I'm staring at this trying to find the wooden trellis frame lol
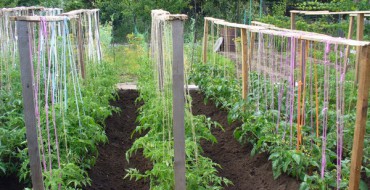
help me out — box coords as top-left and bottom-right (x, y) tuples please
(151, 10), (188, 190)
(203, 16), (370, 190)
(290, 10), (370, 82)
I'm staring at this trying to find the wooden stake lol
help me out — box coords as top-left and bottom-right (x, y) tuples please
(344, 15), (354, 72)
(17, 21), (45, 190)
(202, 18), (208, 64)
(172, 19), (186, 190)
(241, 28), (248, 99)
(349, 45), (370, 190)
(290, 12), (296, 30)
(355, 13), (364, 83)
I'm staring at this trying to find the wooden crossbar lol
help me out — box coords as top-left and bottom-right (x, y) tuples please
(290, 10), (370, 15)
(205, 17), (370, 47)
(0, 6), (46, 12)
(60, 9), (99, 16)
(9, 15), (78, 22)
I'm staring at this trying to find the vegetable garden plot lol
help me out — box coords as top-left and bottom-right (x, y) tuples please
(191, 17), (370, 189)
(0, 8), (120, 189)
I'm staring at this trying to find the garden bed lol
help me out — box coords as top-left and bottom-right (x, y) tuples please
(84, 90), (151, 190)
(190, 90), (300, 190)
(84, 89), (301, 189)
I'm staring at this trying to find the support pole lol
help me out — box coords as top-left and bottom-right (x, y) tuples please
(344, 15), (355, 72)
(241, 28), (248, 99)
(349, 45), (370, 190)
(202, 18), (208, 64)
(355, 13), (364, 83)
(172, 19), (186, 190)
(17, 21), (45, 190)
(290, 12), (296, 30)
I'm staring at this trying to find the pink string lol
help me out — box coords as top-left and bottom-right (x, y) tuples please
(41, 17), (53, 173)
(321, 42), (330, 178)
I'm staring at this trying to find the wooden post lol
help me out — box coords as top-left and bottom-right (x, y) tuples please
(349, 45), (370, 190)
(344, 15), (355, 71)
(77, 16), (85, 79)
(290, 12), (296, 30)
(355, 13), (364, 83)
(241, 28), (248, 99)
(17, 21), (45, 190)
(202, 18), (208, 64)
(172, 19), (186, 190)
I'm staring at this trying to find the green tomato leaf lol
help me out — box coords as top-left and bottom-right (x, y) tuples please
(292, 153), (301, 165)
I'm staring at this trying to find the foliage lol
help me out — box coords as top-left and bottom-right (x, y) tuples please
(296, 0), (370, 11)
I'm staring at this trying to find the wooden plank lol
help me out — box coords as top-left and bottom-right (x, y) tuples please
(205, 16), (370, 47)
(17, 21), (45, 190)
(344, 15), (355, 73)
(290, 12), (296, 30)
(241, 28), (248, 99)
(172, 19), (186, 190)
(10, 16), (77, 22)
(77, 16), (85, 79)
(355, 13), (364, 83)
(350, 14), (370, 17)
(349, 45), (370, 190)
(60, 9), (100, 16)
(0, 6), (45, 12)
(202, 19), (209, 64)
(291, 10), (370, 15)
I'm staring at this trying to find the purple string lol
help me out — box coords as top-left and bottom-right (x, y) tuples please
(41, 17), (53, 173)
(336, 45), (345, 189)
(321, 42), (330, 179)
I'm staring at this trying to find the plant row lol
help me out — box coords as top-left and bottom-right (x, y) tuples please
(0, 24), (120, 189)
(190, 51), (370, 189)
(124, 35), (231, 189)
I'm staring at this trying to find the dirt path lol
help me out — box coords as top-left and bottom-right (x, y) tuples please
(84, 90), (151, 190)
(190, 90), (300, 190)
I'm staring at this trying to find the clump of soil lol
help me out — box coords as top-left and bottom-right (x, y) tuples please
(190, 90), (300, 190)
(84, 90), (151, 190)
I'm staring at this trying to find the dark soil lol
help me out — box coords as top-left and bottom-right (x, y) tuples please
(0, 174), (25, 190)
(84, 90), (151, 190)
(190, 90), (300, 190)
